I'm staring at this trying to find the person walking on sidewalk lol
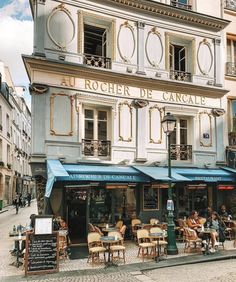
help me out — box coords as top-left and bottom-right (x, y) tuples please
(27, 192), (31, 207)
(13, 194), (20, 214)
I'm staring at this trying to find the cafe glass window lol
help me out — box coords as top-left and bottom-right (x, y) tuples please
(143, 185), (159, 211)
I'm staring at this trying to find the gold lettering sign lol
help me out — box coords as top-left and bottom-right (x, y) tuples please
(82, 79), (207, 106)
(162, 92), (206, 106)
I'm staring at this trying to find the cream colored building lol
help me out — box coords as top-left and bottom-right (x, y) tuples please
(0, 62), (32, 209)
(24, 0), (236, 236)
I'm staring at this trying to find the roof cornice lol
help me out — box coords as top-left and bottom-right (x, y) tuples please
(97, 0), (229, 31)
(23, 55), (229, 99)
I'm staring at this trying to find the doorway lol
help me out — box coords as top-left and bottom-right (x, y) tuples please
(67, 188), (88, 244)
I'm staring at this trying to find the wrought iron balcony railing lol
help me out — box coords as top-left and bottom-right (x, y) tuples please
(82, 139), (111, 157)
(226, 62), (236, 76)
(84, 54), (111, 69)
(170, 70), (192, 82)
(225, 0), (236, 11)
(170, 0), (192, 10)
(170, 144), (192, 161)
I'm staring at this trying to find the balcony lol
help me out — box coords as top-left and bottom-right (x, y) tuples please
(170, 70), (192, 82)
(170, 0), (192, 10)
(84, 54), (111, 69)
(7, 132), (10, 138)
(226, 62), (236, 76)
(170, 144), (192, 161)
(82, 139), (111, 157)
(225, 0), (236, 11)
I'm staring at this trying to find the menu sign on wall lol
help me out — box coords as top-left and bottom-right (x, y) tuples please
(25, 232), (59, 275)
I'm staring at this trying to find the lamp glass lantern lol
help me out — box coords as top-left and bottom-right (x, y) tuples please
(161, 112), (176, 135)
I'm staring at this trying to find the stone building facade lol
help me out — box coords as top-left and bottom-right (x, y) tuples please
(24, 0), (235, 241)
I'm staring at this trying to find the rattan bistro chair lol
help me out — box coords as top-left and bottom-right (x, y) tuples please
(149, 227), (168, 257)
(131, 219), (141, 242)
(108, 231), (126, 263)
(120, 225), (127, 238)
(137, 229), (155, 261)
(183, 227), (202, 253)
(59, 234), (68, 260)
(115, 220), (123, 229)
(87, 232), (106, 265)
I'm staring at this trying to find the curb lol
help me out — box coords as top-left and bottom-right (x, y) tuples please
(0, 209), (8, 214)
(2, 250), (236, 281)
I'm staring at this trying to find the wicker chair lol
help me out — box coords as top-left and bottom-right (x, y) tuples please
(108, 231), (126, 263)
(150, 227), (168, 257)
(87, 232), (106, 264)
(120, 225), (127, 238)
(150, 218), (159, 225)
(137, 229), (155, 261)
(94, 225), (104, 236)
(115, 220), (123, 229)
(58, 234), (68, 260)
(183, 227), (202, 253)
(131, 218), (141, 242)
(88, 223), (96, 232)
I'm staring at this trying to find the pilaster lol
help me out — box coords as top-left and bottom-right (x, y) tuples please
(136, 21), (146, 75)
(214, 38), (223, 87)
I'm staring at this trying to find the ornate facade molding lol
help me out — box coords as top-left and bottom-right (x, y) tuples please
(105, 0), (229, 31)
(50, 93), (74, 136)
(29, 83), (49, 95)
(149, 105), (163, 144)
(199, 111), (213, 147)
(211, 108), (225, 117)
(133, 99), (149, 108)
(118, 101), (133, 142)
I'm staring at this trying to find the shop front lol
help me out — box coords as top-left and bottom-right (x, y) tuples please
(45, 161), (236, 243)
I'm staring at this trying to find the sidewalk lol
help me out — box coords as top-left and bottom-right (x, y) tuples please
(1, 201), (236, 281)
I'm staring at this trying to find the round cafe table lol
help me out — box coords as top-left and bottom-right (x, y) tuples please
(149, 232), (167, 262)
(100, 236), (121, 267)
(197, 228), (214, 255)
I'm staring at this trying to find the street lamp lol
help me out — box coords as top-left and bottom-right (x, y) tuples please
(161, 112), (178, 255)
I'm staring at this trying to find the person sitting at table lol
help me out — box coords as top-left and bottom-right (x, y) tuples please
(218, 204), (230, 219)
(59, 218), (68, 230)
(187, 210), (202, 230)
(205, 211), (226, 252)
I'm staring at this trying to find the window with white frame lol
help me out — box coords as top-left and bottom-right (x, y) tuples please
(169, 117), (192, 161)
(226, 36), (236, 76)
(83, 108), (111, 157)
(0, 139), (2, 161)
(170, 0), (192, 10)
(168, 35), (193, 82)
(80, 12), (114, 69)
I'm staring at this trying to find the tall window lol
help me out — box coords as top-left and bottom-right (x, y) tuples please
(0, 106), (2, 130)
(0, 139), (2, 161)
(230, 100), (236, 132)
(83, 108), (110, 157)
(6, 114), (9, 135)
(169, 118), (192, 161)
(7, 144), (10, 164)
(169, 44), (186, 72)
(226, 36), (236, 76)
(84, 109), (108, 140)
(170, 0), (192, 10)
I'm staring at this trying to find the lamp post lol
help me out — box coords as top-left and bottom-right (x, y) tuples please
(161, 112), (178, 255)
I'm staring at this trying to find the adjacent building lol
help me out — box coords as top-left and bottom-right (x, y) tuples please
(24, 0), (235, 243)
(0, 61), (33, 209)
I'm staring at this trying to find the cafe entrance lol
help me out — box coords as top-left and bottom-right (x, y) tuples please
(66, 187), (88, 244)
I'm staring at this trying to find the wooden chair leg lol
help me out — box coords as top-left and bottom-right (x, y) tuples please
(142, 248), (144, 262)
(123, 250), (125, 264)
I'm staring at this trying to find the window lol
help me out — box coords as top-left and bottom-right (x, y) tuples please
(83, 108), (110, 157)
(169, 118), (192, 161)
(229, 100), (236, 133)
(170, 0), (192, 10)
(0, 139), (2, 161)
(168, 35), (193, 82)
(7, 144), (10, 164)
(143, 185), (159, 211)
(0, 106), (2, 130)
(226, 36), (236, 76)
(225, 0), (236, 11)
(6, 114), (9, 135)
(79, 11), (115, 69)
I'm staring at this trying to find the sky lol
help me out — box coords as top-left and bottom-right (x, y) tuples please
(0, 0), (33, 107)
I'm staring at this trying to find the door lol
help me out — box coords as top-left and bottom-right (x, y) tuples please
(67, 188), (88, 244)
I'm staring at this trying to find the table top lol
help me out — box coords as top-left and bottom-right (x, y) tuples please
(149, 233), (167, 238)
(97, 223), (114, 228)
(100, 236), (121, 243)
(197, 228), (215, 234)
(102, 227), (117, 232)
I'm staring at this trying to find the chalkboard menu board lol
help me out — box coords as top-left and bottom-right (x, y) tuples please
(143, 185), (159, 210)
(25, 232), (59, 275)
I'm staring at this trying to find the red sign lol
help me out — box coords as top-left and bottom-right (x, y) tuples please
(218, 185), (234, 190)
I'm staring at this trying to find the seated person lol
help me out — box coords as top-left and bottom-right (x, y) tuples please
(59, 218), (68, 230)
(218, 204), (229, 219)
(187, 210), (202, 230)
(205, 211), (226, 252)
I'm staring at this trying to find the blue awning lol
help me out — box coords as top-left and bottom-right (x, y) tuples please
(45, 161), (150, 198)
(133, 166), (190, 182)
(45, 160), (69, 198)
(174, 168), (236, 182)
